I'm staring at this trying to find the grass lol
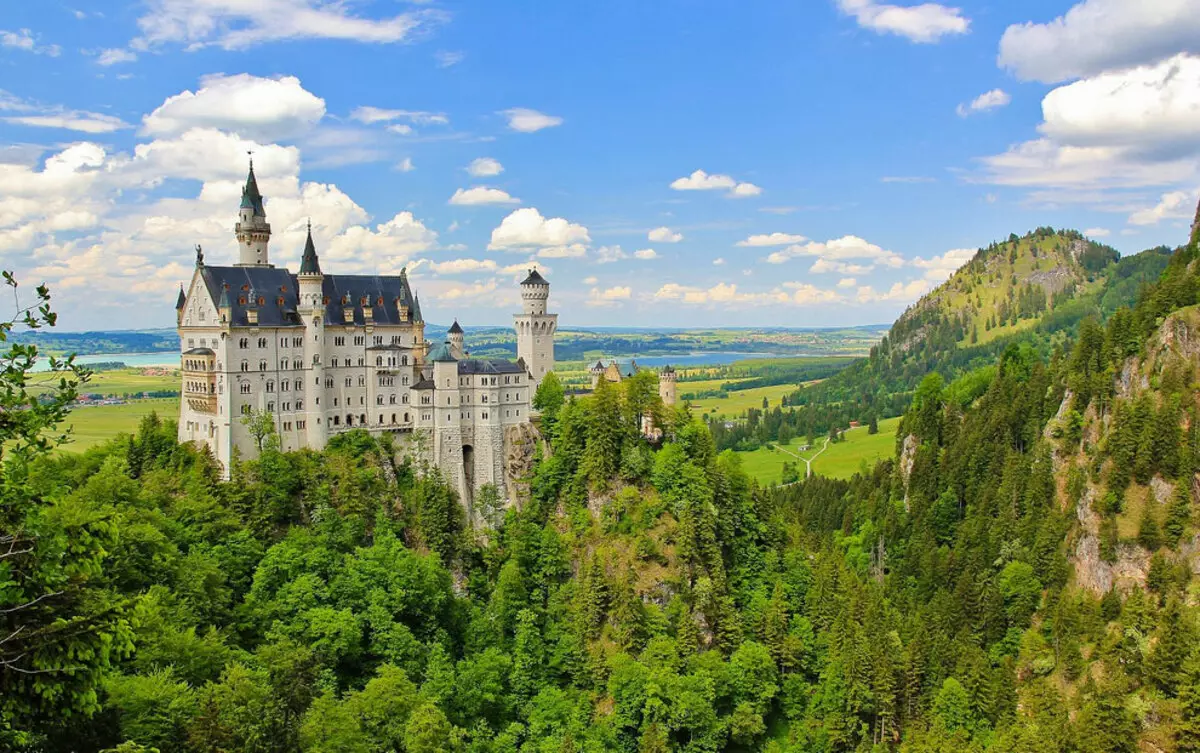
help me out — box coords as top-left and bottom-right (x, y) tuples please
(58, 398), (180, 453)
(736, 416), (903, 484)
(686, 385), (797, 419)
(29, 367), (180, 397)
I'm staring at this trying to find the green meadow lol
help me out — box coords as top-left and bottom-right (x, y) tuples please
(59, 398), (180, 453)
(735, 416), (902, 484)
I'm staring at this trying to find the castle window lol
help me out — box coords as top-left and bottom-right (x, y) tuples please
(360, 414), (365, 424)
(481, 395), (488, 403)
(241, 360), (249, 372)
(378, 415), (383, 424)
(296, 400), (303, 410)
(280, 359), (288, 370)
(293, 359), (302, 370)
(199, 310), (205, 322)
(354, 336), (364, 346)
(333, 397), (339, 406)
(325, 378), (333, 388)
(259, 360), (267, 371)
(267, 402), (275, 412)
(239, 338), (248, 349)
(298, 420), (306, 430)
(373, 336), (382, 346)
(376, 395), (383, 405)
(242, 404), (251, 415)
(357, 357), (364, 366)
(266, 380), (275, 392)
(345, 377), (352, 387)
(312, 355), (320, 365)
(402, 394), (409, 404)
(346, 414), (353, 425)
(283, 422), (291, 431)
(389, 395), (396, 404)
(376, 356), (383, 366)
(334, 336), (345, 347)
(404, 413), (409, 422)
(187, 339), (194, 348)
(446, 397), (451, 405)
(402, 376), (409, 386)
(281, 381), (289, 392)
(296, 379), (303, 390)
(504, 376), (510, 384)
(258, 337), (267, 348)
(331, 357), (338, 368)
(482, 412), (488, 420)
(333, 415), (340, 426)
(293, 337), (302, 347)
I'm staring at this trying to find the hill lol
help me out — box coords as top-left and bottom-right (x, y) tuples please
(709, 229), (1171, 454)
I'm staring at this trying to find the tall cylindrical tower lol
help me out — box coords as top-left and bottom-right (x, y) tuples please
(659, 365), (677, 406)
(297, 224), (327, 448)
(234, 159), (272, 267)
(513, 269), (557, 390)
(448, 320), (465, 359)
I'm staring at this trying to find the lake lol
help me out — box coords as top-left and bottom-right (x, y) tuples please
(33, 350), (794, 373)
(32, 352), (178, 372)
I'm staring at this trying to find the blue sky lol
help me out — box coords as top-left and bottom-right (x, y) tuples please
(0, 0), (1197, 331)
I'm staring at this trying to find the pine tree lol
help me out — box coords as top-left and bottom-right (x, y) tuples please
(1165, 481), (1192, 542)
(1178, 651), (1200, 753)
(1137, 502), (1163, 551)
(868, 413), (879, 435)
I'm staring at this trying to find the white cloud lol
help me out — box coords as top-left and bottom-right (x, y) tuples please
(957, 89), (1011, 117)
(1084, 227), (1111, 237)
(324, 212), (438, 272)
(143, 74), (326, 140)
(0, 29), (60, 56)
(386, 124), (412, 135)
(856, 279), (931, 303)
(0, 91), (131, 134)
(978, 55), (1200, 189)
(449, 187), (520, 206)
(648, 226), (683, 243)
(654, 281), (842, 307)
(999, 0), (1200, 84)
(909, 247), (975, 282)
(1128, 190), (1196, 225)
(736, 232), (807, 247)
(583, 275), (598, 285)
(835, 0), (969, 43)
(634, 248), (657, 260)
(350, 106), (448, 126)
(766, 235), (905, 266)
(587, 286), (632, 306)
(501, 108), (562, 133)
(97, 48), (137, 65)
(426, 258), (498, 275)
(131, 0), (438, 51)
(837, 277), (858, 288)
(596, 245), (627, 263)
(669, 169), (761, 198)
(713, 257), (726, 265)
(488, 207), (590, 257)
(810, 259), (873, 274)
(395, 157), (414, 172)
(435, 50), (464, 67)
(467, 157), (503, 177)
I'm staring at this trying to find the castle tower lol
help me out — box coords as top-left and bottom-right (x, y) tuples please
(296, 222), (328, 449)
(448, 320), (465, 359)
(659, 365), (677, 406)
(234, 158), (272, 267)
(513, 269), (557, 390)
(589, 360), (605, 389)
(175, 285), (186, 326)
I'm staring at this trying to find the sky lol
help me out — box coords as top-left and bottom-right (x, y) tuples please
(0, 0), (1198, 331)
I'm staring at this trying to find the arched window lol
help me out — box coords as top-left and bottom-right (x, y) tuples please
(266, 380), (275, 392)
(241, 360), (249, 372)
(258, 360), (267, 371)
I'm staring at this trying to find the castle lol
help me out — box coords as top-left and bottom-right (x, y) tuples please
(174, 161), (556, 509)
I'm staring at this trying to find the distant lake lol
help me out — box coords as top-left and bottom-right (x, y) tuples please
(31, 350), (811, 373)
(32, 351), (177, 372)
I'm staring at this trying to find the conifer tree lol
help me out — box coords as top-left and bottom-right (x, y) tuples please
(1165, 482), (1192, 542)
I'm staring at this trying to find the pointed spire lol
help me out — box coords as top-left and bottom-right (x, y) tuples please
(299, 218), (322, 276)
(217, 284), (231, 310)
(240, 154), (265, 217)
(448, 319), (463, 335)
(175, 284), (186, 310)
(412, 294), (423, 322)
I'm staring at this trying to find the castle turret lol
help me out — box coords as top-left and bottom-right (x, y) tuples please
(175, 285), (186, 326)
(659, 364), (677, 406)
(448, 320), (465, 359)
(589, 360), (605, 389)
(296, 222), (327, 449)
(513, 269), (557, 390)
(234, 158), (272, 267)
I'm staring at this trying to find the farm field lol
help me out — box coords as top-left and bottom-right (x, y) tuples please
(685, 384), (796, 418)
(736, 416), (902, 483)
(59, 398), (180, 453)
(30, 367), (179, 397)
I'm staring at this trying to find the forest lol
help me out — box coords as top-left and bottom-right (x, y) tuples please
(2, 218), (1199, 752)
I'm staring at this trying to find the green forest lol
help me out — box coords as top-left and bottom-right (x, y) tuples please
(3, 218), (1200, 752)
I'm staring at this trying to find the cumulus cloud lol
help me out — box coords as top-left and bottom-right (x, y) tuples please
(713, 257), (726, 265)
(501, 108), (562, 133)
(96, 48), (137, 65)
(810, 259), (873, 274)
(978, 54), (1200, 189)
(130, 0), (439, 51)
(1128, 190), (1197, 225)
(587, 286), (633, 306)
(999, 0), (1200, 84)
(736, 232), (807, 247)
(653, 281), (842, 307)
(467, 157), (503, 177)
(425, 258), (498, 275)
(0, 29), (60, 56)
(648, 226), (683, 243)
(856, 279), (931, 304)
(448, 187), (520, 206)
(596, 245), (655, 263)
(835, 0), (969, 43)
(488, 207), (590, 259)
(634, 248), (657, 260)
(909, 247), (975, 282)
(143, 74), (326, 140)
(395, 157), (414, 172)
(583, 275), (598, 285)
(837, 277), (858, 288)
(957, 89), (1010, 117)
(670, 169), (761, 198)
(766, 235), (904, 266)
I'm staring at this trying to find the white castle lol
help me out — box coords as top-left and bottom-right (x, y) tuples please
(175, 161), (557, 508)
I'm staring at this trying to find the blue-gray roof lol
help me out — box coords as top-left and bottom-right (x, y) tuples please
(428, 341), (456, 362)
